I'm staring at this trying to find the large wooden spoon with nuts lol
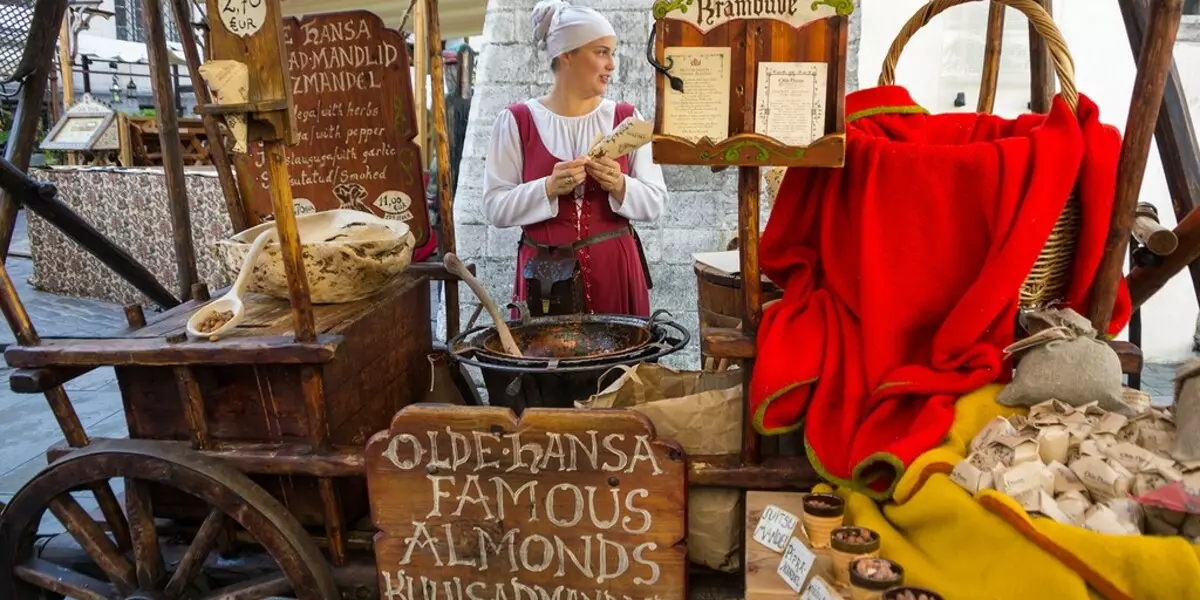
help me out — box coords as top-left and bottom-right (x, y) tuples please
(443, 253), (524, 357)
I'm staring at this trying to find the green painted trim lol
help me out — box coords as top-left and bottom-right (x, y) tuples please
(700, 140), (807, 163)
(846, 104), (930, 124)
(811, 0), (855, 17)
(804, 438), (906, 502)
(850, 451), (906, 500)
(752, 379), (815, 436)
(652, 0), (692, 19)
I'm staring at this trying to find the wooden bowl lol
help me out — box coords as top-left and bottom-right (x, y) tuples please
(214, 209), (415, 304)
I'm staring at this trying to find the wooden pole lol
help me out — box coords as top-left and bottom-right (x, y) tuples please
(1090, 0), (1184, 333)
(167, 0), (249, 233)
(423, 0), (460, 339)
(977, 2), (1005, 113)
(57, 13), (73, 109)
(414, 0), (429, 168)
(0, 0), (69, 262)
(737, 166), (762, 466)
(141, 0), (198, 301)
(1118, 0), (1200, 309)
(1027, 0), (1055, 113)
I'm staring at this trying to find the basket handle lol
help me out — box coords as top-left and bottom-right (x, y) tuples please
(878, 0), (1078, 113)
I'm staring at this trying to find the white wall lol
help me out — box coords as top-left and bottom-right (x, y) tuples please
(859, 0), (1200, 363)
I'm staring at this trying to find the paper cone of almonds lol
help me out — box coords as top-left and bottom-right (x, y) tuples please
(197, 60), (250, 153)
(587, 117), (652, 160)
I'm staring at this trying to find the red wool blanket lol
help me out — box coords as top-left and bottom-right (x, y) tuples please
(752, 86), (1132, 500)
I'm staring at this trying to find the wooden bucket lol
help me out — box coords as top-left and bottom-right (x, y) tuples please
(694, 261), (783, 368)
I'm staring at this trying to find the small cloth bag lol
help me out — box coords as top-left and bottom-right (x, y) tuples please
(997, 307), (1132, 415)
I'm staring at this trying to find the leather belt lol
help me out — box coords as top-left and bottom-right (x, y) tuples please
(520, 225), (633, 254)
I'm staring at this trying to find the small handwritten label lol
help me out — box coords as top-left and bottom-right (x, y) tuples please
(802, 575), (839, 600)
(753, 504), (798, 552)
(777, 537), (816, 592)
(219, 0), (265, 37)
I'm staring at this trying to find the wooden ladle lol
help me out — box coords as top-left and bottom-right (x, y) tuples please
(443, 253), (524, 357)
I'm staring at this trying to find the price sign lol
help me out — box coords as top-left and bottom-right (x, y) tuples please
(777, 537), (817, 593)
(803, 575), (839, 600)
(753, 504), (799, 552)
(220, 0), (265, 37)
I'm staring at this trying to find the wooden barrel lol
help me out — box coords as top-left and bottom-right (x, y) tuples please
(694, 261), (783, 368)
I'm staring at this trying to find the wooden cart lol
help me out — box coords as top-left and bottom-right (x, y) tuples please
(0, 0), (1193, 598)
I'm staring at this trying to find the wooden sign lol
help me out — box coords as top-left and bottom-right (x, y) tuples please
(650, 0), (853, 167)
(203, 0), (296, 143)
(365, 405), (689, 600)
(238, 11), (430, 246)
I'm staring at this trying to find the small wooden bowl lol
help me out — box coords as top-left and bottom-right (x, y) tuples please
(849, 557), (904, 600)
(801, 493), (845, 548)
(883, 587), (944, 600)
(831, 526), (881, 586)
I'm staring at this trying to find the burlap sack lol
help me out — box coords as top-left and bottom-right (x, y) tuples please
(1174, 359), (1200, 461)
(997, 308), (1131, 415)
(577, 363), (744, 572)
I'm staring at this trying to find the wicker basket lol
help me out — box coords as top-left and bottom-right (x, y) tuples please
(877, 0), (1082, 309)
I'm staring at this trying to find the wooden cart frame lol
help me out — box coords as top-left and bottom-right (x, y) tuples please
(0, 0), (1191, 597)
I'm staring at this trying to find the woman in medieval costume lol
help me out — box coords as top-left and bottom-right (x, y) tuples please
(482, 0), (667, 318)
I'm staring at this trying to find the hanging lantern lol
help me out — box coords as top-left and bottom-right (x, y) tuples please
(126, 77), (136, 94)
(109, 79), (121, 104)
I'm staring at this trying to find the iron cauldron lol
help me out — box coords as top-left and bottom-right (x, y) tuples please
(447, 308), (689, 413)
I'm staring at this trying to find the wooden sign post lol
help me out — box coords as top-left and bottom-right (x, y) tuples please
(650, 0), (852, 168)
(238, 11), (432, 247)
(648, 0), (853, 465)
(365, 405), (689, 599)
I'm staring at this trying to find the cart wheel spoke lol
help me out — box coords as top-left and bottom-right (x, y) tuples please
(124, 477), (166, 589)
(0, 440), (337, 600)
(89, 480), (133, 552)
(164, 506), (225, 597)
(13, 558), (115, 600)
(199, 572), (292, 600)
(47, 493), (137, 592)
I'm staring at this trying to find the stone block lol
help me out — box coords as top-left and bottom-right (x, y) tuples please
(635, 227), (662, 263)
(453, 183), (486, 226)
(477, 45), (538, 85)
(481, 9), (518, 44)
(661, 228), (723, 264)
(660, 191), (722, 230)
(487, 226), (524, 258)
(650, 264), (699, 312)
(455, 223), (488, 260)
(662, 165), (732, 192)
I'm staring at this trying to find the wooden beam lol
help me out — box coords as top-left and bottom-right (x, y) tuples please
(141, 0), (199, 300)
(424, 0), (460, 339)
(1129, 207), (1200, 307)
(977, 1), (1005, 113)
(1089, 0), (1183, 333)
(1027, 0), (1055, 113)
(1119, 0), (1200, 306)
(0, 0), (69, 262)
(167, 0), (250, 233)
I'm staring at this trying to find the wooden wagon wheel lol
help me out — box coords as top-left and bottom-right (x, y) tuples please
(0, 439), (338, 600)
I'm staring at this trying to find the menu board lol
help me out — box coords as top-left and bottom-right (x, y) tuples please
(241, 10), (430, 246)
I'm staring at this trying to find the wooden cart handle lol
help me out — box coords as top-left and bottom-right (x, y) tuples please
(878, 0), (1079, 113)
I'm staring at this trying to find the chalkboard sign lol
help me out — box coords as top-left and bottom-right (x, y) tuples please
(241, 10), (430, 247)
(365, 405), (689, 599)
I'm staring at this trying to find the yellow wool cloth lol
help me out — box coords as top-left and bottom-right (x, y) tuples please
(816, 384), (1200, 599)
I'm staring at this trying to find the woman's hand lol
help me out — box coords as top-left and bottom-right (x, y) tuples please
(586, 157), (626, 199)
(545, 158), (588, 197)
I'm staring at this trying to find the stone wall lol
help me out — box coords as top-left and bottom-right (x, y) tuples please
(443, 0), (861, 370)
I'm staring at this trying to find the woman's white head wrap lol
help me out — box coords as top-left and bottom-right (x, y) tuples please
(531, 0), (616, 59)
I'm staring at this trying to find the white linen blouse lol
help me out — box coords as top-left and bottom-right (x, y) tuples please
(481, 98), (668, 229)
